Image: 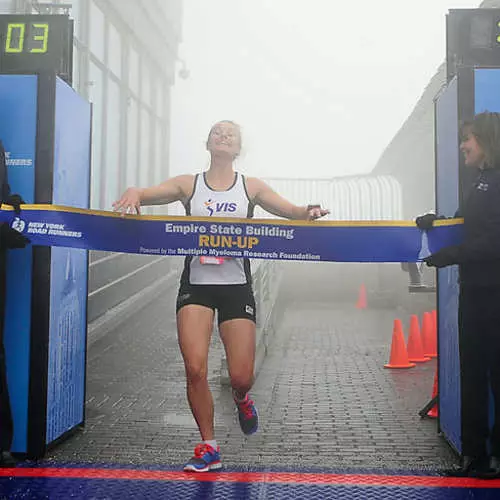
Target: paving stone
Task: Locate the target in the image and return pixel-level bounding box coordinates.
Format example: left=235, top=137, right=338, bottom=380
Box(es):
left=40, top=264, right=455, bottom=472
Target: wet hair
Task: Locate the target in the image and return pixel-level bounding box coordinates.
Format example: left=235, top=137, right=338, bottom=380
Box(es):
left=206, top=120, right=242, bottom=158
left=460, top=112, right=500, bottom=168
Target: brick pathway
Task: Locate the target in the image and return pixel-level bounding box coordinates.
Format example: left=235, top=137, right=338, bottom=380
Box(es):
left=44, top=263, right=455, bottom=472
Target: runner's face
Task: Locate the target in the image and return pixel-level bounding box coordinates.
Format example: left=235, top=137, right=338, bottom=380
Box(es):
left=207, top=122, right=241, bottom=159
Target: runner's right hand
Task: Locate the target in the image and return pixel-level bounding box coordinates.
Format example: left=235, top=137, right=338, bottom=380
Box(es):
left=112, top=187, right=143, bottom=215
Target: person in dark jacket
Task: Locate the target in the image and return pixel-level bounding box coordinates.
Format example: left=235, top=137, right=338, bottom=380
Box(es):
left=417, top=111, right=500, bottom=479
left=0, top=140, right=29, bottom=467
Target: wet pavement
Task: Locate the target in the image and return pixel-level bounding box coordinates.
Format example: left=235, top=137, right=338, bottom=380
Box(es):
left=38, top=262, right=455, bottom=473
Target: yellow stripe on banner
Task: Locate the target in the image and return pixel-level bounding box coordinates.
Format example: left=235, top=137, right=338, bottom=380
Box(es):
left=0, top=204, right=464, bottom=228
left=433, top=218, right=464, bottom=226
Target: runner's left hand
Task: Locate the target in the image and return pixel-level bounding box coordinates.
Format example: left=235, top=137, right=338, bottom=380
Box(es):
left=307, top=204, right=329, bottom=221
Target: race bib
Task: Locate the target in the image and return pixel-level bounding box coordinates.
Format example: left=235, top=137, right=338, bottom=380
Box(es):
left=200, top=256, right=225, bottom=265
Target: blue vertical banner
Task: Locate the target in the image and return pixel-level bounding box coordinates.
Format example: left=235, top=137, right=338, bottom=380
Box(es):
left=0, top=75, right=38, bottom=453
left=474, top=68, right=500, bottom=444
left=435, top=76, right=461, bottom=452
left=437, top=68, right=500, bottom=454
left=45, top=78, right=90, bottom=444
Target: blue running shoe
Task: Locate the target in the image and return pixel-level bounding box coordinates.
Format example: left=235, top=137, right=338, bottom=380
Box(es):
left=183, top=443, right=222, bottom=472
left=235, top=395, right=259, bottom=435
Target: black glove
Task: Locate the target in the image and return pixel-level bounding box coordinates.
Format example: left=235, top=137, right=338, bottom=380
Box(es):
left=5, top=194, right=24, bottom=214
left=415, top=213, right=437, bottom=230
left=423, top=250, right=453, bottom=269
left=0, top=223, right=30, bottom=249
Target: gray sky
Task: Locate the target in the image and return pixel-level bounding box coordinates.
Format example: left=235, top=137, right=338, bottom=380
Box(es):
left=169, top=0, right=478, bottom=179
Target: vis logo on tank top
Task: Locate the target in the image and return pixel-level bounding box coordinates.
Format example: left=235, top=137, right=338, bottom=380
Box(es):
left=204, top=200, right=237, bottom=216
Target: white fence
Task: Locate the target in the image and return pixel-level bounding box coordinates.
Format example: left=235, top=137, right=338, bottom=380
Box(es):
left=255, top=175, right=403, bottom=221
left=168, top=174, right=404, bottom=221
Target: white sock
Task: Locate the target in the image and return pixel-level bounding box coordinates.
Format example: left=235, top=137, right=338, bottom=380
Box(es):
left=204, top=440, right=218, bottom=450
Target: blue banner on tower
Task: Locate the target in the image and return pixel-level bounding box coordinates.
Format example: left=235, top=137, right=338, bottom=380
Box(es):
left=0, top=74, right=38, bottom=453
left=45, top=79, right=91, bottom=444
left=435, top=75, right=461, bottom=453
left=474, top=68, right=500, bottom=450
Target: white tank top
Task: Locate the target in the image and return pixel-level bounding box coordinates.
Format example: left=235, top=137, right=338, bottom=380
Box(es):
left=181, top=172, right=254, bottom=285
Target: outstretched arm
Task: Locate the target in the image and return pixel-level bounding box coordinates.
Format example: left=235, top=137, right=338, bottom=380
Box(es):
left=113, top=175, right=194, bottom=215
left=248, top=177, right=329, bottom=221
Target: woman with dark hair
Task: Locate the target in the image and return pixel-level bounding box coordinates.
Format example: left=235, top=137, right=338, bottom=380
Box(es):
left=114, top=120, right=328, bottom=472
left=417, top=111, right=500, bottom=478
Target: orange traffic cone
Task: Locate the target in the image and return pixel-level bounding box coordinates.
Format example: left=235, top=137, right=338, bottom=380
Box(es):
left=384, top=319, right=416, bottom=369
left=356, top=284, right=367, bottom=309
left=422, top=312, right=437, bottom=358
left=427, top=368, right=438, bottom=418
left=407, top=315, right=431, bottom=363
left=432, top=309, right=438, bottom=349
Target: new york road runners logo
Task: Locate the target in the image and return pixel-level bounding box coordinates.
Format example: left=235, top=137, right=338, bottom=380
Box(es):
left=11, top=217, right=25, bottom=233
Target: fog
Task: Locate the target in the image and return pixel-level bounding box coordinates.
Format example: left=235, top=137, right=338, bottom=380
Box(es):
left=169, top=0, right=478, bottom=179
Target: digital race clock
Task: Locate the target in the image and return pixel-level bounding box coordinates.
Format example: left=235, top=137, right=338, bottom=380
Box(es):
left=0, top=14, right=73, bottom=84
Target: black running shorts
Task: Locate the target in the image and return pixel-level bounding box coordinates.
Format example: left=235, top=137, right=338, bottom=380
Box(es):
left=176, top=283, right=257, bottom=325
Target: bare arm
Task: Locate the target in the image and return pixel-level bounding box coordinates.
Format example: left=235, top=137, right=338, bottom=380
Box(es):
left=247, top=178, right=329, bottom=220
left=113, top=175, right=194, bottom=214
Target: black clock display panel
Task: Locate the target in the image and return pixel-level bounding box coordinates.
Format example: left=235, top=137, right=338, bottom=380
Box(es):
left=0, top=15, right=73, bottom=82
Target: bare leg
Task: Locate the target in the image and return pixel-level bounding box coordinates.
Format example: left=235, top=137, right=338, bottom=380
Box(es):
left=177, top=305, right=215, bottom=440
left=219, top=318, right=256, bottom=399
